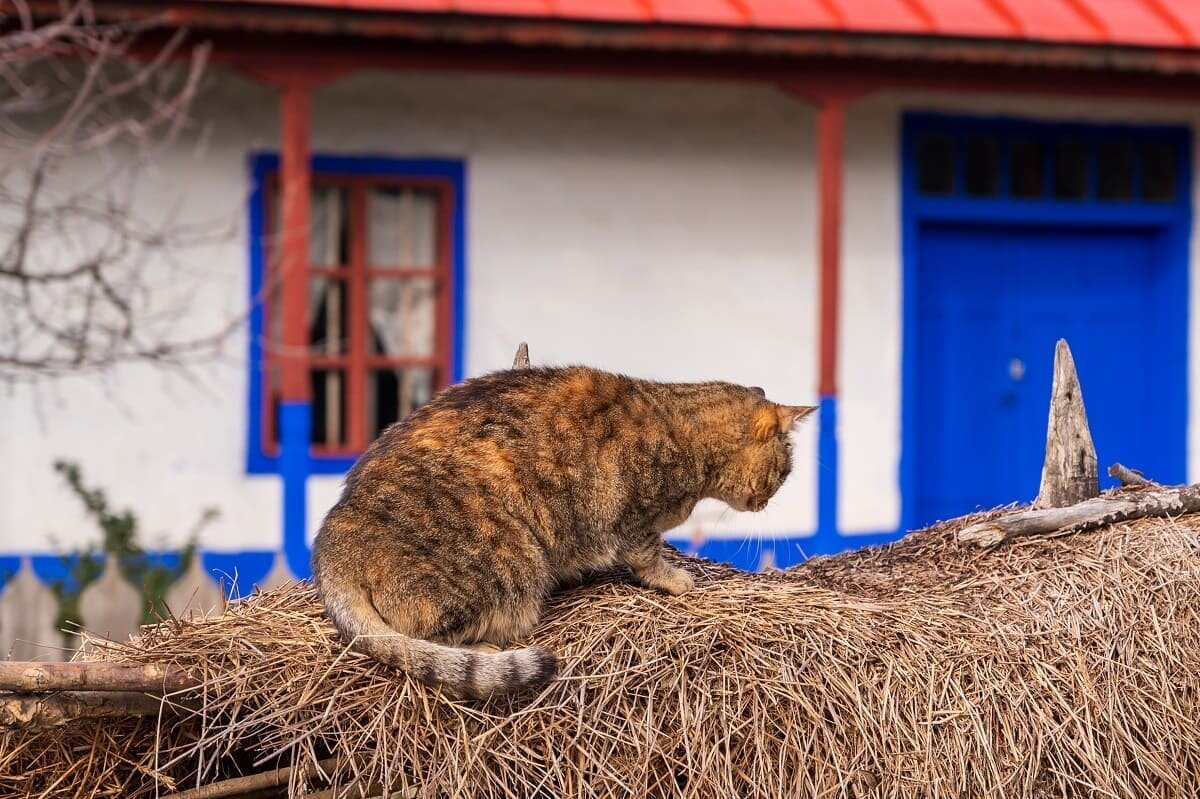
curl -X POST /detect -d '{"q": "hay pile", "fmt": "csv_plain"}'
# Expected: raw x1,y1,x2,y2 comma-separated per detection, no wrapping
5,505,1200,798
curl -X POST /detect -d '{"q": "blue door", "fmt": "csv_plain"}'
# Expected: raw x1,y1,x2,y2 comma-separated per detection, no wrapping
903,115,1189,528
915,223,1175,524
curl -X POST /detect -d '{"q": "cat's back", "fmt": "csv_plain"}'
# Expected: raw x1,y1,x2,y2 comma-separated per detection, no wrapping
345,366,642,483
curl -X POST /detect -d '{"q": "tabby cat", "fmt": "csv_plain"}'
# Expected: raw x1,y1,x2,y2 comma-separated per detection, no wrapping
312,364,813,699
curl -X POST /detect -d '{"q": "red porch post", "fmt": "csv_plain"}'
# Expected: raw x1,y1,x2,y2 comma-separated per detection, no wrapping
816,99,846,400
279,80,312,404
276,78,314,579
240,66,346,579
781,83,873,553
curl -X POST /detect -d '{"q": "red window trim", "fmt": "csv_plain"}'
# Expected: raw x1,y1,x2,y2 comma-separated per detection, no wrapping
261,172,455,458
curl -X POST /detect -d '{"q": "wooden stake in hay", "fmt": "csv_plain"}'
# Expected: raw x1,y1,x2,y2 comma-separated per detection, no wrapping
512,341,531,369
1035,338,1099,509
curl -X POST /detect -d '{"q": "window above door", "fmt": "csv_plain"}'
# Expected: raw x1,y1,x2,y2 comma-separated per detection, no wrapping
907,114,1188,212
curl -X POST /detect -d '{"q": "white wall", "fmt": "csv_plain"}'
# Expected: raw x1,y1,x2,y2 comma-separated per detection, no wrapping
837,91,1200,535
0,68,820,557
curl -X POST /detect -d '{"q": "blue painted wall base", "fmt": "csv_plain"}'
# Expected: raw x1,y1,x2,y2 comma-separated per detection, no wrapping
280,401,313,580
0,536,915,594
813,395,840,554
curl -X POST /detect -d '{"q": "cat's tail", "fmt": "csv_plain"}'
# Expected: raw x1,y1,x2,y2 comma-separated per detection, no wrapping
315,580,558,700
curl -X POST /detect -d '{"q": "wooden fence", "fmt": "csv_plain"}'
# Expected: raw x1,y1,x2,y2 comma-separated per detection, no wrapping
0,553,295,661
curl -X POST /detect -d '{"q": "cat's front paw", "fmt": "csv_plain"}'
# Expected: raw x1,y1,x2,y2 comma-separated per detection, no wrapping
654,567,695,597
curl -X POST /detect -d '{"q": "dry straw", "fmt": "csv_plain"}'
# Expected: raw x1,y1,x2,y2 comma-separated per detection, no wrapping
4,507,1200,798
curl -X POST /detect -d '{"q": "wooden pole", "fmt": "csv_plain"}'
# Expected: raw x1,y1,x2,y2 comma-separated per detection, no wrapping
1,691,175,728
0,661,198,693
1035,339,1099,509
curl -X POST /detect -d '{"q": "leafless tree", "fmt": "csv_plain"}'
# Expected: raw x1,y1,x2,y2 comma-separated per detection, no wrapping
0,1,235,384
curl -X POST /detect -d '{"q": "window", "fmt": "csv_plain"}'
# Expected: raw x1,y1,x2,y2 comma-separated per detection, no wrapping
1053,139,1088,200
1009,139,1044,198
911,117,1184,208
247,156,464,473
964,136,1000,197
1142,143,1177,201
1097,141,1134,201
916,135,954,195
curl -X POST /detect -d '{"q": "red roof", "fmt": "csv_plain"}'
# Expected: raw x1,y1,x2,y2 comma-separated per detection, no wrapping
209,0,1200,49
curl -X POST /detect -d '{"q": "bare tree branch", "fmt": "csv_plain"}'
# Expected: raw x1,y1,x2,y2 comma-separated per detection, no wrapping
0,1,240,383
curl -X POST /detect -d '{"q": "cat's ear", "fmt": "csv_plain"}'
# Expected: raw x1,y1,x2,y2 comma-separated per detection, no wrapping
776,404,816,431
752,403,816,440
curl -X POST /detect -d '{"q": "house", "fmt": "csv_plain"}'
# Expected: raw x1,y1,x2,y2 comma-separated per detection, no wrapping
2,0,1198,594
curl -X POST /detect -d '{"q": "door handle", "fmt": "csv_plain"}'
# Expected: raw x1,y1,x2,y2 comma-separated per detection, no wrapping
1009,357,1026,382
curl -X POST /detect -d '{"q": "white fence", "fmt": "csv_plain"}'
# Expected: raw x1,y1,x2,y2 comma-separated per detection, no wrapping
0,553,295,661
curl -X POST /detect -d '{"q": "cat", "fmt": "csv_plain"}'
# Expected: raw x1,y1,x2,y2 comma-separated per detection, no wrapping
311,364,813,699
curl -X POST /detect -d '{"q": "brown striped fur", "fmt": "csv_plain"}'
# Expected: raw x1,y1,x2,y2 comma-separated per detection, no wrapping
311,366,814,698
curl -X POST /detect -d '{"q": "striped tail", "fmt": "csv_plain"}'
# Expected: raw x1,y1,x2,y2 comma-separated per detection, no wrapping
314,580,557,699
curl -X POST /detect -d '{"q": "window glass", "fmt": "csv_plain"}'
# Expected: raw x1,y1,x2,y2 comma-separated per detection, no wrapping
1054,139,1088,200
1142,143,1176,201
309,184,349,266
1097,141,1134,201
368,277,436,358
369,367,436,439
1009,139,1043,199
964,136,999,197
368,188,439,267
310,368,347,448
917,135,954,195
309,277,347,354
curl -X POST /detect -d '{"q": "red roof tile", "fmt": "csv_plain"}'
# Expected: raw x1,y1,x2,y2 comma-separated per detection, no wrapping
203,0,1200,49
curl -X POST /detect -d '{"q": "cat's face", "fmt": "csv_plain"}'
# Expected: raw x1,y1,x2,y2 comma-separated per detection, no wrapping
713,398,815,512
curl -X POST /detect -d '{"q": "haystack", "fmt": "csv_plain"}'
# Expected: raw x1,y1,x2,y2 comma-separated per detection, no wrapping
3,500,1200,799
5,340,1200,798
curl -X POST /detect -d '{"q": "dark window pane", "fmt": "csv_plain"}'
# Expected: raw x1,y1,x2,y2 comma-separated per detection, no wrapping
369,367,436,438
308,277,346,355
1054,139,1088,200
310,369,347,448
1010,139,1044,198
917,135,954,195
964,136,999,196
308,184,349,266
1142,143,1176,201
1097,141,1134,201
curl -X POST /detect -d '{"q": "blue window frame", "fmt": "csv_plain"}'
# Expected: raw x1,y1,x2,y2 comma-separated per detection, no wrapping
245,154,466,475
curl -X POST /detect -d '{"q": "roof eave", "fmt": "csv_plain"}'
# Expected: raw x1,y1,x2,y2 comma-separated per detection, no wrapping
30,1,1200,78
